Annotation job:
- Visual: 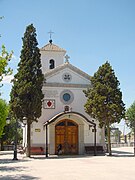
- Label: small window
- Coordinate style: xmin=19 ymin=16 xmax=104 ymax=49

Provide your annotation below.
xmin=60 ymin=90 xmax=74 ymax=105
xmin=56 ymin=121 xmax=65 ymax=126
xmin=67 ymin=121 xmax=76 ymax=126
xmin=63 ymin=93 xmax=71 ymax=102
xmin=49 ymin=59 xmax=55 ymax=69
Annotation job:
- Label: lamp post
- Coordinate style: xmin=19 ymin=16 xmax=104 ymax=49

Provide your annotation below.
xmin=13 ymin=118 xmax=18 ymax=160
xmin=6 ymin=117 xmax=18 ymax=160
xmin=23 ymin=117 xmax=27 ymax=151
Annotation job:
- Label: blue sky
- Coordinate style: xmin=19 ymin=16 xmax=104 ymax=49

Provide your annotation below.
xmin=0 ymin=0 xmax=135 ymax=133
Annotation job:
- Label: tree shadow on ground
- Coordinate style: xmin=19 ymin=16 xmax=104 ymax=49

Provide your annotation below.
xmin=30 ymin=154 xmax=104 ymax=160
xmin=0 ymin=159 xmax=30 ymax=164
xmin=0 ymin=174 xmax=39 ymax=180
xmin=0 ymin=166 xmax=39 ymax=179
xmin=0 ymin=165 xmax=27 ymax=172
xmin=109 ymin=149 xmax=134 ymax=157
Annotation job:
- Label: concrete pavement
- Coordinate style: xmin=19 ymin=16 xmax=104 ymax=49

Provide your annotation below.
xmin=0 ymin=147 xmax=135 ymax=180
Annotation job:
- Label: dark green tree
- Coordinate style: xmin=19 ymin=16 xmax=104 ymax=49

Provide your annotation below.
xmin=126 ymin=101 xmax=135 ymax=129
xmin=10 ymin=24 xmax=44 ymax=157
xmin=84 ymin=61 xmax=125 ymax=155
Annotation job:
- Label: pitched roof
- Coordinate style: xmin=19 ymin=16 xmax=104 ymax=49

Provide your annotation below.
xmin=40 ymin=43 xmax=66 ymax=52
xmin=44 ymin=62 xmax=91 ymax=80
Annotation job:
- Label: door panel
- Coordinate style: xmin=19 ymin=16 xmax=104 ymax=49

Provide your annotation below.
xmin=55 ymin=126 xmax=65 ymax=154
xmin=55 ymin=119 xmax=78 ymax=155
xmin=66 ymin=126 xmax=78 ymax=154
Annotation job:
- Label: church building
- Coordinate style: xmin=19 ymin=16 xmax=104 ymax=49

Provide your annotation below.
xmin=23 ymin=39 xmax=105 ymax=155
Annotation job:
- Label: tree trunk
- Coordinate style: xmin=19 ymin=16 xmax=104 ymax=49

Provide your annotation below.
xmin=26 ymin=122 xmax=31 ymax=157
xmin=0 ymin=138 xmax=4 ymax=151
xmin=107 ymin=121 xmax=112 ymax=156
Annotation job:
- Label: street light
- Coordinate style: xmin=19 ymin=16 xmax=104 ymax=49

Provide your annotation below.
xmin=22 ymin=117 xmax=27 ymax=151
xmin=13 ymin=118 xmax=18 ymax=160
xmin=6 ymin=117 xmax=18 ymax=160
xmin=125 ymin=117 xmax=135 ymax=156
xmin=23 ymin=117 xmax=27 ymax=125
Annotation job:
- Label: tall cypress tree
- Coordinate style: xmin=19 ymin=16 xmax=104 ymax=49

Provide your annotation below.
xmin=84 ymin=61 xmax=125 ymax=155
xmin=10 ymin=24 xmax=44 ymax=157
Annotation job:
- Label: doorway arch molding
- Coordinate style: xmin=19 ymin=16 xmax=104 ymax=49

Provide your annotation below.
xmin=43 ymin=111 xmax=97 ymax=156
xmin=43 ymin=111 xmax=96 ymax=126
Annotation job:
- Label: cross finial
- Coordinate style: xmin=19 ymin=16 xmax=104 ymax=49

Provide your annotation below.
xmin=65 ymin=54 xmax=70 ymax=63
xmin=48 ymin=30 xmax=54 ymax=44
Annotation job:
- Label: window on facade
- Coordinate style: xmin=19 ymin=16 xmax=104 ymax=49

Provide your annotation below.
xmin=56 ymin=121 xmax=65 ymax=126
xmin=49 ymin=59 xmax=55 ymax=69
xmin=63 ymin=93 xmax=71 ymax=102
xmin=60 ymin=90 xmax=74 ymax=105
xmin=67 ymin=121 xmax=76 ymax=126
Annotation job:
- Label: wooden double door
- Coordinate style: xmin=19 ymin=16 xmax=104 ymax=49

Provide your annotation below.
xmin=55 ymin=119 xmax=78 ymax=155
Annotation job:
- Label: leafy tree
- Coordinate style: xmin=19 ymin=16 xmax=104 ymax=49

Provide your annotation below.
xmin=0 ymin=45 xmax=13 ymax=84
xmin=84 ymin=61 xmax=125 ymax=155
xmin=0 ymin=17 xmax=13 ymax=147
xmin=10 ymin=24 xmax=44 ymax=157
xmin=0 ymin=99 xmax=8 ymax=137
xmin=0 ymin=16 xmax=13 ymax=91
xmin=1 ymin=118 xmax=23 ymax=150
xmin=126 ymin=101 xmax=135 ymax=129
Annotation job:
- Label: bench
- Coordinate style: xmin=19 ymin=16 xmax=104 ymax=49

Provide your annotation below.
xmin=30 ymin=147 xmax=44 ymax=155
xmin=85 ymin=146 xmax=104 ymax=154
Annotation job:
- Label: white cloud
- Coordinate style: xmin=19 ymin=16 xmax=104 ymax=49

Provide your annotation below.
xmin=1 ymin=75 xmax=14 ymax=84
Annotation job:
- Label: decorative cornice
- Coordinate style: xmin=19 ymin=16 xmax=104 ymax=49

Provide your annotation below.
xmin=43 ymin=82 xmax=91 ymax=88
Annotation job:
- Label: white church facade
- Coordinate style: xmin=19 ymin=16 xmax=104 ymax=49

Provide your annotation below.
xmin=23 ymin=40 xmax=105 ymax=155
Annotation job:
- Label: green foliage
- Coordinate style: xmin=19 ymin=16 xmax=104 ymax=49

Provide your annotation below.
xmin=84 ymin=61 xmax=125 ymax=155
xmin=10 ymin=24 xmax=44 ymax=123
xmin=84 ymin=61 xmax=125 ymax=127
xmin=126 ymin=101 xmax=135 ymax=129
xmin=0 ymin=99 xmax=8 ymax=137
xmin=0 ymin=45 xmax=13 ymax=84
xmin=1 ymin=118 xmax=23 ymax=145
xmin=0 ymin=18 xmax=13 ymax=84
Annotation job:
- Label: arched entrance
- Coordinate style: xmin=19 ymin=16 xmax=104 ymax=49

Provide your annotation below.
xmin=55 ymin=119 xmax=78 ymax=155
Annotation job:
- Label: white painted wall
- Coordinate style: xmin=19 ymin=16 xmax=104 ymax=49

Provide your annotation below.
xmin=31 ymin=84 xmax=104 ymax=148
xmin=46 ymin=68 xmax=90 ymax=85
xmin=41 ymin=51 xmax=66 ymax=73
xmin=28 ymin=42 xmax=105 ymax=154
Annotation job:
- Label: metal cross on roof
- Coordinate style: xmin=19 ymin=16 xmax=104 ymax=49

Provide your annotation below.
xmin=48 ymin=30 xmax=54 ymax=40
xmin=65 ymin=54 xmax=70 ymax=63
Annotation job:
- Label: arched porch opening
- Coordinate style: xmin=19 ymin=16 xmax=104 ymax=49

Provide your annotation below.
xmin=44 ymin=111 xmax=97 ymax=157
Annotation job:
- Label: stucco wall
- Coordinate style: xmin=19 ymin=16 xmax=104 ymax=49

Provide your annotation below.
xmin=41 ymin=51 xmax=66 ymax=73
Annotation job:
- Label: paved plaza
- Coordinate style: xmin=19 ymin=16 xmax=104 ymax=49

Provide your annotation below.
xmin=0 ymin=147 xmax=135 ymax=180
